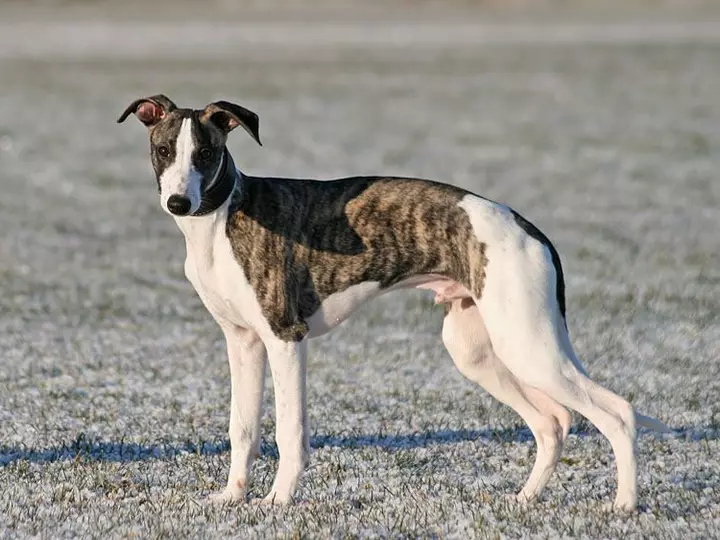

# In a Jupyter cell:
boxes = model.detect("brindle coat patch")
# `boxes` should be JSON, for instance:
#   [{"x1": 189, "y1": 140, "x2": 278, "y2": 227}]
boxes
[{"x1": 226, "y1": 176, "x2": 489, "y2": 341}]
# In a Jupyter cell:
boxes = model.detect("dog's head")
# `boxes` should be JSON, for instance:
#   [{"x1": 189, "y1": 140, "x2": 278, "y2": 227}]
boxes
[{"x1": 117, "y1": 95, "x2": 261, "y2": 216}]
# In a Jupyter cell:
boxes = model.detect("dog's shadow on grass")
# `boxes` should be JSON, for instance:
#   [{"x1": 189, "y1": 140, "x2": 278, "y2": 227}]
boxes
[{"x1": 0, "y1": 425, "x2": 707, "y2": 466}]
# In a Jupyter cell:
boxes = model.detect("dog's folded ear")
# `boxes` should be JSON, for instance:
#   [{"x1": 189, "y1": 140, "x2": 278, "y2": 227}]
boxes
[
  {"x1": 117, "y1": 95, "x2": 177, "y2": 127},
  {"x1": 201, "y1": 101, "x2": 262, "y2": 146}
]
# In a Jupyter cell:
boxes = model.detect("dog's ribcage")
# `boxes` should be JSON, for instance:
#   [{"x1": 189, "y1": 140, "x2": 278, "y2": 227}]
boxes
[{"x1": 219, "y1": 176, "x2": 488, "y2": 341}]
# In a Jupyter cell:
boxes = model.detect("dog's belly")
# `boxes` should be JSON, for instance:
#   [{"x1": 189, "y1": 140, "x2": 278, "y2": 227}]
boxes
[
  {"x1": 305, "y1": 281, "x2": 381, "y2": 338},
  {"x1": 305, "y1": 275, "x2": 472, "y2": 339}
]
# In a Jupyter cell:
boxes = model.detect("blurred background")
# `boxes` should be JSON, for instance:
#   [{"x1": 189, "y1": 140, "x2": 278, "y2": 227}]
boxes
[{"x1": 0, "y1": 0, "x2": 718, "y2": 537}]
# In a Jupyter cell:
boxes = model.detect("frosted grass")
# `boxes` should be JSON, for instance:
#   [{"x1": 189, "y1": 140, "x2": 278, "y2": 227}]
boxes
[{"x1": 0, "y1": 6, "x2": 718, "y2": 538}]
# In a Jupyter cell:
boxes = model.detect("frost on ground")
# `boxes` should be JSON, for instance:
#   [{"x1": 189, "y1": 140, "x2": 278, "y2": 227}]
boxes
[{"x1": 0, "y1": 4, "x2": 719, "y2": 539}]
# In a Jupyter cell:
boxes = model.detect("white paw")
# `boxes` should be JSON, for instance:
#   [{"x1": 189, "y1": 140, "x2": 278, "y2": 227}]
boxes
[
  {"x1": 602, "y1": 499, "x2": 636, "y2": 513},
  {"x1": 510, "y1": 491, "x2": 536, "y2": 505},
  {"x1": 208, "y1": 487, "x2": 245, "y2": 505},
  {"x1": 251, "y1": 491, "x2": 291, "y2": 506}
]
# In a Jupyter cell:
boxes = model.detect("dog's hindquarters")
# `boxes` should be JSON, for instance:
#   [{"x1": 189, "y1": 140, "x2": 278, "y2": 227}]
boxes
[
  {"x1": 442, "y1": 298, "x2": 571, "y2": 501},
  {"x1": 458, "y1": 195, "x2": 641, "y2": 510}
]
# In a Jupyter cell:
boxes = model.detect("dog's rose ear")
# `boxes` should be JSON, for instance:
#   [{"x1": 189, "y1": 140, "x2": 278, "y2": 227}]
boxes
[
  {"x1": 117, "y1": 95, "x2": 177, "y2": 127},
  {"x1": 201, "y1": 101, "x2": 262, "y2": 146}
]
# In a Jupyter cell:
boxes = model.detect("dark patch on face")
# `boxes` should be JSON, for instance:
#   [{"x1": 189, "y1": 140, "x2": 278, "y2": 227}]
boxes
[
  {"x1": 510, "y1": 210, "x2": 567, "y2": 326},
  {"x1": 189, "y1": 111, "x2": 227, "y2": 191},
  {"x1": 146, "y1": 109, "x2": 228, "y2": 193},
  {"x1": 226, "y1": 176, "x2": 489, "y2": 342},
  {"x1": 147, "y1": 111, "x2": 185, "y2": 191}
]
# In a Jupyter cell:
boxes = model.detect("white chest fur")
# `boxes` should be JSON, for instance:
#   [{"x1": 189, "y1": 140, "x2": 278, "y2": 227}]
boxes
[{"x1": 175, "y1": 206, "x2": 262, "y2": 331}]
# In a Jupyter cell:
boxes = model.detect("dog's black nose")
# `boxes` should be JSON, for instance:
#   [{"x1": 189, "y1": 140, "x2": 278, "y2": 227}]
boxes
[{"x1": 167, "y1": 195, "x2": 192, "y2": 216}]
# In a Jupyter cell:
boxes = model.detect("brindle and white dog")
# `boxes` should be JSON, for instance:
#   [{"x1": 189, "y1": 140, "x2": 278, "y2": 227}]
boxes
[{"x1": 118, "y1": 95, "x2": 668, "y2": 511}]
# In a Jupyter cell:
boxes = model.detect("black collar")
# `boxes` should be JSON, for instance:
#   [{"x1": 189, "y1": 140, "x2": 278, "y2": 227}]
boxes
[{"x1": 192, "y1": 148, "x2": 237, "y2": 217}]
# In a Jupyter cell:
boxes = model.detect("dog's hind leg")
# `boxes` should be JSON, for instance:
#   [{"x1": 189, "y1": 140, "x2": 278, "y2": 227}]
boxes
[
  {"x1": 442, "y1": 298, "x2": 570, "y2": 502},
  {"x1": 516, "y1": 385, "x2": 572, "y2": 501},
  {"x1": 457, "y1": 194, "x2": 656, "y2": 510},
  {"x1": 507, "y1": 348, "x2": 637, "y2": 511},
  {"x1": 475, "y1": 256, "x2": 638, "y2": 511}
]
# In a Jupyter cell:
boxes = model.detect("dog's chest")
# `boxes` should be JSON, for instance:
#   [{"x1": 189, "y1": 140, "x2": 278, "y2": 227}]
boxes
[{"x1": 179, "y1": 217, "x2": 262, "y2": 329}]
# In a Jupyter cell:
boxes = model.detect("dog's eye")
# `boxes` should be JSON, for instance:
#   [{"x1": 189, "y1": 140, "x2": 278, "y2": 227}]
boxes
[
  {"x1": 157, "y1": 145, "x2": 170, "y2": 158},
  {"x1": 199, "y1": 147, "x2": 213, "y2": 161}
]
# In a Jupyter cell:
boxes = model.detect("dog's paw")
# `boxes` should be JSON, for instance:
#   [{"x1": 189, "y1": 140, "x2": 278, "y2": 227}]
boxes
[
  {"x1": 505, "y1": 491, "x2": 537, "y2": 506},
  {"x1": 208, "y1": 487, "x2": 245, "y2": 505},
  {"x1": 602, "y1": 500, "x2": 636, "y2": 514},
  {"x1": 513, "y1": 492, "x2": 537, "y2": 505},
  {"x1": 250, "y1": 491, "x2": 291, "y2": 506}
]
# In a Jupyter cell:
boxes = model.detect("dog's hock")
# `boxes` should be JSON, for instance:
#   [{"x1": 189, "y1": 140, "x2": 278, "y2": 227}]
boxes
[
  {"x1": 116, "y1": 94, "x2": 178, "y2": 127},
  {"x1": 201, "y1": 101, "x2": 262, "y2": 146}
]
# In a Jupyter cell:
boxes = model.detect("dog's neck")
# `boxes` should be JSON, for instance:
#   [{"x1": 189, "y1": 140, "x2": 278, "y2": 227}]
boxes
[
  {"x1": 191, "y1": 147, "x2": 238, "y2": 217},
  {"x1": 173, "y1": 148, "x2": 239, "y2": 249}
]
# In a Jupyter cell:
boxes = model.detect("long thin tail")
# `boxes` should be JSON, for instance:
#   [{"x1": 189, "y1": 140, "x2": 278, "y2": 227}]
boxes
[
  {"x1": 635, "y1": 412, "x2": 671, "y2": 433},
  {"x1": 564, "y1": 343, "x2": 670, "y2": 433}
]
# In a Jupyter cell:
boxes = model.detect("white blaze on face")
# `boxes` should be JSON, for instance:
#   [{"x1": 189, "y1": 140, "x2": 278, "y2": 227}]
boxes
[{"x1": 159, "y1": 117, "x2": 203, "y2": 214}]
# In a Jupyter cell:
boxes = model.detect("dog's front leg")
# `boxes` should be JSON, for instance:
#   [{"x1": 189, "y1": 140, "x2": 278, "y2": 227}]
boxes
[
  {"x1": 210, "y1": 325, "x2": 266, "y2": 504},
  {"x1": 258, "y1": 338, "x2": 309, "y2": 504}
]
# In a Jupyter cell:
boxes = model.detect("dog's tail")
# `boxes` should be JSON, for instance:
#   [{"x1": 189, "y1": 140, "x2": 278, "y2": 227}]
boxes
[
  {"x1": 569, "y1": 353, "x2": 670, "y2": 433},
  {"x1": 570, "y1": 356, "x2": 671, "y2": 433},
  {"x1": 635, "y1": 412, "x2": 671, "y2": 433},
  {"x1": 559, "y1": 331, "x2": 671, "y2": 434}
]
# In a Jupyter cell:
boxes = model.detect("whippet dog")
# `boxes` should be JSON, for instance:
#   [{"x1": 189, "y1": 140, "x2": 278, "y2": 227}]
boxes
[{"x1": 118, "y1": 95, "x2": 668, "y2": 510}]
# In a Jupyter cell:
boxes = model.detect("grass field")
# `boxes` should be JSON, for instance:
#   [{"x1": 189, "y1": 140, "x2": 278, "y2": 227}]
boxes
[{"x1": 0, "y1": 2, "x2": 719, "y2": 538}]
